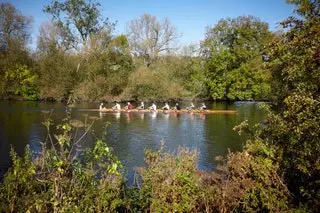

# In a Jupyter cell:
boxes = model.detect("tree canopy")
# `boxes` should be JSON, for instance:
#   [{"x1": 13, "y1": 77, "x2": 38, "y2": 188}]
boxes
[
  {"x1": 127, "y1": 13, "x2": 180, "y2": 67},
  {"x1": 0, "y1": 2, "x2": 32, "y2": 52},
  {"x1": 202, "y1": 16, "x2": 275, "y2": 100},
  {"x1": 44, "y1": 0, "x2": 115, "y2": 50}
]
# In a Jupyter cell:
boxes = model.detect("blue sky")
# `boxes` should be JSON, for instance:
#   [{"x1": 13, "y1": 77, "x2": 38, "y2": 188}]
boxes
[{"x1": 8, "y1": 0, "x2": 296, "y2": 48}]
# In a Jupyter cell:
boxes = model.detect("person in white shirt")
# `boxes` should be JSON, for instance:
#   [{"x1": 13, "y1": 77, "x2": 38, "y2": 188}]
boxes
[
  {"x1": 112, "y1": 102, "x2": 121, "y2": 110},
  {"x1": 186, "y1": 102, "x2": 195, "y2": 110},
  {"x1": 137, "y1": 101, "x2": 145, "y2": 110},
  {"x1": 99, "y1": 103, "x2": 105, "y2": 110},
  {"x1": 148, "y1": 102, "x2": 157, "y2": 110},
  {"x1": 199, "y1": 103, "x2": 207, "y2": 110},
  {"x1": 162, "y1": 102, "x2": 170, "y2": 110}
]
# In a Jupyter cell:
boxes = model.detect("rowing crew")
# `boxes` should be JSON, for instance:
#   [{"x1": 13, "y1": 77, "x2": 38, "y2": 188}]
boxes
[{"x1": 100, "y1": 102, "x2": 207, "y2": 111}]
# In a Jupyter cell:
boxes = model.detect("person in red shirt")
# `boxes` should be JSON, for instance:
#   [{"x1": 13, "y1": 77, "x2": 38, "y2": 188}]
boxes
[{"x1": 126, "y1": 102, "x2": 133, "y2": 110}]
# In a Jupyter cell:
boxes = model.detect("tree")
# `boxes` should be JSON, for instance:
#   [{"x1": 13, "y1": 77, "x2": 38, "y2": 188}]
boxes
[
  {"x1": 37, "y1": 21, "x2": 77, "y2": 53},
  {"x1": 202, "y1": 16, "x2": 275, "y2": 100},
  {"x1": 269, "y1": 0, "x2": 320, "y2": 103},
  {"x1": 243, "y1": 0, "x2": 320, "y2": 210},
  {"x1": 44, "y1": 0, "x2": 115, "y2": 50},
  {"x1": 0, "y1": 2, "x2": 32, "y2": 52},
  {"x1": 5, "y1": 64, "x2": 38, "y2": 100},
  {"x1": 127, "y1": 14, "x2": 180, "y2": 67},
  {"x1": 0, "y1": 2, "x2": 33, "y2": 97},
  {"x1": 73, "y1": 34, "x2": 134, "y2": 101}
]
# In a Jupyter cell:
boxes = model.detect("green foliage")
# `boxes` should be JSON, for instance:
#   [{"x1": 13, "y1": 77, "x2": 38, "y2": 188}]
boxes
[
  {"x1": 0, "y1": 2, "x2": 33, "y2": 99},
  {"x1": 73, "y1": 35, "x2": 134, "y2": 101},
  {"x1": 256, "y1": 95, "x2": 320, "y2": 209},
  {"x1": 198, "y1": 143, "x2": 290, "y2": 212},
  {"x1": 36, "y1": 49, "x2": 77, "y2": 100},
  {"x1": 255, "y1": 0, "x2": 320, "y2": 209},
  {"x1": 125, "y1": 61, "x2": 190, "y2": 101},
  {"x1": 127, "y1": 142, "x2": 290, "y2": 212},
  {"x1": 234, "y1": 1, "x2": 320, "y2": 210},
  {"x1": 268, "y1": 1, "x2": 320, "y2": 103},
  {"x1": 202, "y1": 16, "x2": 274, "y2": 100},
  {"x1": 44, "y1": 0, "x2": 115, "y2": 48},
  {"x1": 5, "y1": 64, "x2": 38, "y2": 100},
  {"x1": 0, "y1": 111, "x2": 124, "y2": 212},
  {"x1": 134, "y1": 145, "x2": 202, "y2": 212}
]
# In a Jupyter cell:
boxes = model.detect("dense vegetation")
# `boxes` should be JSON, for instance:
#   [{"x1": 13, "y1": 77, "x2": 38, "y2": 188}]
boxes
[
  {"x1": 1, "y1": 0, "x2": 277, "y2": 102},
  {"x1": 1, "y1": 0, "x2": 320, "y2": 212}
]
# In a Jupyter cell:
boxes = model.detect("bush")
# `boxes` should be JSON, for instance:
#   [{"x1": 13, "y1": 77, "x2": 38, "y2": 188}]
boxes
[
  {"x1": 130, "y1": 140, "x2": 291, "y2": 212},
  {"x1": 4, "y1": 64, "x2": 38, "y2": 100},
  {"x1": 132, "y1": 144, "x2": 202, "y2": 212},
  {"x1": 125, "y1": 65, "x2": 189, "y2": 101},
  {"x1": 0, "y1": 110, "x2": 124, "y2": 212}
]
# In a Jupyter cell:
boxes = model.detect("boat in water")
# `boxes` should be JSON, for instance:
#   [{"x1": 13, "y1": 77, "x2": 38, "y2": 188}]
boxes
[{"x1": 78, "y1": 108, "x2": 236, "y2": 114}]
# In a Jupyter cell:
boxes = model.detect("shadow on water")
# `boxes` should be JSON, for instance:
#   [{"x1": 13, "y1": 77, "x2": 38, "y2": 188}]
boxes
[{"x1": 0, "y1": 100, "x2": 266, "y2": 183}]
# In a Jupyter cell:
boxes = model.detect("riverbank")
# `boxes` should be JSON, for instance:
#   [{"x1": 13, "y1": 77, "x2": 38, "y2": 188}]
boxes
[{"x1": 0, "y1": 113, "x2": 290, "y2": 212}]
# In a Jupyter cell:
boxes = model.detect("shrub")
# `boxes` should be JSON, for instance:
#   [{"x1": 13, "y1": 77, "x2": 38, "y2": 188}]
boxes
[
  {"x1": 133, "y1": 144, "x2": 202, "y2": 212},
  {"x1": 0, "y1": 110, "x2": 124, "y2": 212},
  {"x1": 4, "y1": 64, "x2": 38, "y2": 100},
  {"x1": 132, "y1": 141, "x2": 291, "y2": 212}
]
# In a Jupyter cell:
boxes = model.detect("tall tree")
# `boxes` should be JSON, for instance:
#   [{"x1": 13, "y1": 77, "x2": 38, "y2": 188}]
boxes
[
  {"x1": 202, "y1": 16, "x2": 275, "y2": 100},
  {"x1": 0, "y1": 2, "x2": 33, "y2": 97},
  {"x1": 36, "y1": 22, "x2": 77, "y2": 100},
  {"x1": 37, "y1": 21, "x2": 72, "y2": 54},
  {"x1": 127, "y1": 13, "x2": 180, "y2": 67},
  {"x1": 44, "y1": 0, "x2": 114, "y2": 50},
  {"x1": 245, "y1": 0, "x2": 320, "y2": 210},
  {"x1": 0, "y1": 2, "x2": 32, "y2": 52}
]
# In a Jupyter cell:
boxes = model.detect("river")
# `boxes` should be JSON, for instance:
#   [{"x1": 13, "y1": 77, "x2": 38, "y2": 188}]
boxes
[{"x1": 0, "y1": 100, "x2": 266, "y2": 183}]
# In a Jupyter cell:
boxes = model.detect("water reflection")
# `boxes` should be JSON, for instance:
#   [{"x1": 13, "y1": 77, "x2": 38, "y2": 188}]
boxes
[
  {"x1": 162, "y1": 112, "x2": 170, "y2": 120},
  {"x1": 150, "y1": 111, "x2": 157, "y2": 119},
  {"x1": 125, "y1": 112, "x2": 133, "y2": 123},
  {"x1": 114, "y1": 112, "x2": 121, "y2": 120},
  {"x1": 199, "y1": 113, "x2": 206, "y2": 120},
  {"x1": 138, "y1": 112, "x2": 145, "y2": 120},
  {"x1": 0, "y1": 100, "x2": 266, "y2": 184}
]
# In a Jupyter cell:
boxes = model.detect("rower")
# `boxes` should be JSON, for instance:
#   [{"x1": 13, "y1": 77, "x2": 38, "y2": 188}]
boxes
[
  {"x1": 148, "y1": 102, "x2": 157, "y2": 110},
  {"x1": 172, "y1": 103, "x2": 180, "y2": 110},
  {"x1": 112, "y1": 102, "x2": 121, "y2": 110},
  {"x1": 200, "y1": 103, "x2": 207, "y2": 110},
  {"x1": 137, "y1": 101, "x2": 145, "y2": 110},
  {"x1": 186, "y1": 102, "x2": 195, "y2": 110},
  {"x1": 99, "y1": 103, "x2": 104, "y2": 110},
  {"x1": 128, "y1": 102, "x2": 133, "y2": 110},
  {"x1": 124, "y1": 102, "x2": 133, "y2": 110},
  {"x1": 162, "y1": 102, "x2": 170, "y2": 110}
]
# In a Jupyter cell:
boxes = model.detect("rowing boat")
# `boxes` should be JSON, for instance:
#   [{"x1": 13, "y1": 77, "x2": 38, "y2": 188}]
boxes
[{"x1": 78, "y1": 108, "x2": 236, "y2": 114}]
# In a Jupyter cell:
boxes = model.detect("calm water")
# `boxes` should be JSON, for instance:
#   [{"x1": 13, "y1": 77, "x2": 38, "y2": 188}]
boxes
[{"x1": 0, "y1": 100, "x2": 266, "y2": 183}]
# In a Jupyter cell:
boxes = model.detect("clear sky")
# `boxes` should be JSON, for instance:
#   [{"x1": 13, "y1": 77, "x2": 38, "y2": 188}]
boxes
[{"x1": 8, "y1": 0, "x2": 296, "y2": 48}]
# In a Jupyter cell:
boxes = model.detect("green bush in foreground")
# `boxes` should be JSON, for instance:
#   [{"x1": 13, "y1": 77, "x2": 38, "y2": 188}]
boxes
[
  {"x1": 0, "y1": 111, "x2": 305, "y2": 212},
  {"x1": 128, "y1": 141, "x2": 291, "y2": 212},
  {"x1": 0, "y1": 111, "x2": 124, "y2": 212}
]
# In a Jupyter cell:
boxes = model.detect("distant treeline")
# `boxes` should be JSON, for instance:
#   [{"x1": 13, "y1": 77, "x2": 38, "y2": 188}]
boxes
[{"x1": 1, "y1": 1, "x2": 277, "y2": 102}]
